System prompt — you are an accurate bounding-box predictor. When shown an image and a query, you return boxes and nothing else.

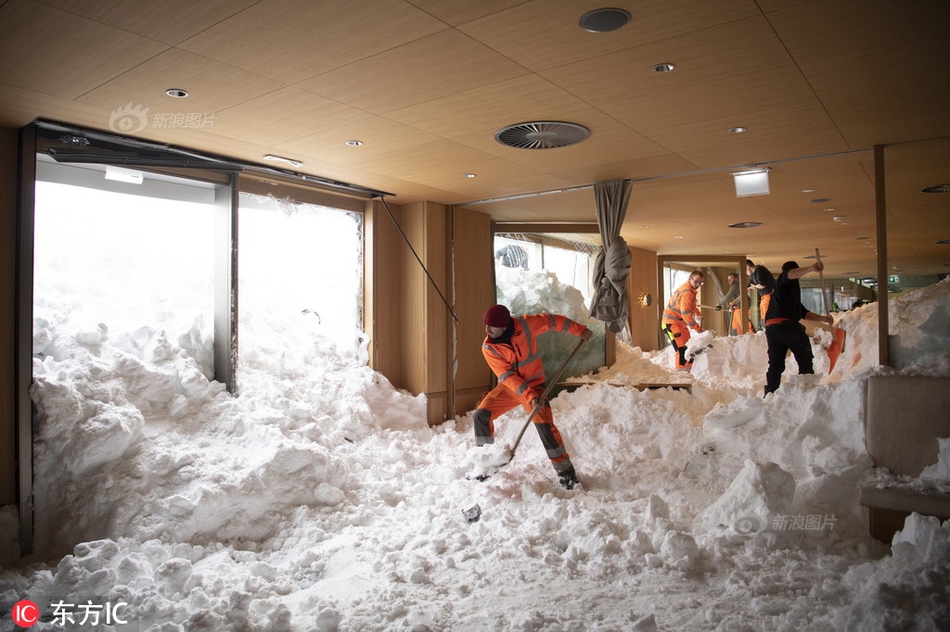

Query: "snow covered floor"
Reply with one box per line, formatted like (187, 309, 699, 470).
(2, 279, 950, 631)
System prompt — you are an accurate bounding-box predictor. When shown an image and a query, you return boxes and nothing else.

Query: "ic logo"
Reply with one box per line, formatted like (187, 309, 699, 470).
(12, 599, 39, 627)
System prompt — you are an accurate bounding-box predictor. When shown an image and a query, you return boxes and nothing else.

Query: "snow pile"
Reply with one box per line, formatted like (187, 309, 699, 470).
(1, 274, 949, 630)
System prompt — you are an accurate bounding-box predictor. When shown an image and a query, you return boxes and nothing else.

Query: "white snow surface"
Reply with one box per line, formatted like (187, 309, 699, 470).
(1, 277, 950, 631)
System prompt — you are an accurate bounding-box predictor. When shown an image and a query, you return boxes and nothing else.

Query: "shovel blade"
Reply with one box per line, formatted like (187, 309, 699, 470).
(828, 328, 846, 373)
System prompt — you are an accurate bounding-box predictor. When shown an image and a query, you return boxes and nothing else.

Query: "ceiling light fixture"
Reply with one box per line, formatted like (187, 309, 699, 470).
(104, 165, 144, 184)
(263, 154, 303, 168)
(165, 88, 189, 98)
(733, 168, 770, 197)
(810, 198, 832, 204)
(346, 140, 363, 147)
(728, 127, 746, 134)
(579, 8, 631, 32)
(464, 173, 476, 178)
(653, 63, 676, 73)
(801, 188, 815, 193)
(920, 183, 950, 193)
(937, 239, 950, 244)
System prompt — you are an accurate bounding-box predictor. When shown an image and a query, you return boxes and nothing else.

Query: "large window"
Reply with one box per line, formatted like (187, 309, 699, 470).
(493, 234, 606, 378)
(34, 157, 218, 377)
(237, 192, 365, 373)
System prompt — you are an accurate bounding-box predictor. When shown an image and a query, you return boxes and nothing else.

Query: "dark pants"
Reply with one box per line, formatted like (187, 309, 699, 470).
(764, 320, 814, 394)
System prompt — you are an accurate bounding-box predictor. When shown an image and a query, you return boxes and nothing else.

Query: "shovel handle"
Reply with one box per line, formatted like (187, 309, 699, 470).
(510, 336, 588, 454)
(815, 249, 837, 331)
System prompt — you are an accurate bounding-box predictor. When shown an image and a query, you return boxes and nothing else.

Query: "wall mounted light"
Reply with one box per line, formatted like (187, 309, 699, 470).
(733, 168, 770, 197)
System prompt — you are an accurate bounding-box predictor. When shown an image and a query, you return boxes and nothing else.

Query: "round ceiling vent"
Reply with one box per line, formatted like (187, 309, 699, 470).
(494, 121, 591, 150)
(579, 8, 631, 32)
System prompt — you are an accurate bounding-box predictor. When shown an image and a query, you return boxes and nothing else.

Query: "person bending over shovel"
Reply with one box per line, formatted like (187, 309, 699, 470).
(762, 260, 834, 396)
(473, 304, 592, 489)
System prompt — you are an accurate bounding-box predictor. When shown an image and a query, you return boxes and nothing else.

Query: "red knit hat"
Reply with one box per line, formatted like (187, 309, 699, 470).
(483, 304, 511, 327)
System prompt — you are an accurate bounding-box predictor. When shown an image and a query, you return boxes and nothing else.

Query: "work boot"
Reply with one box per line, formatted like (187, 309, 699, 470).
(557, 466, 579, 490)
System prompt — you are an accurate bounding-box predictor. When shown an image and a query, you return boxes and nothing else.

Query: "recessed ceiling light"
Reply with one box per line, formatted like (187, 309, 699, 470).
(841, 222, 852, 226)
(920, 183, 950, 193)
(464, 173, 476, 178)
(728, 221, 762, 228)
(642, 225, 650, 229)
(801, 188, 815, 193)
(346, 140, 363, 147)
(937, 239, 950, 244)
(579, 8, 631, 33)
(833, 216, 844, 222)
(674, 235, 683, 239)
(653, 62, 676, 73)
(165, 88, 189, 98)
(823, 208, 836, 212)
(810, 198, 832, 204)
(728, 127, 747, 134)
(263, 154, 303, 168)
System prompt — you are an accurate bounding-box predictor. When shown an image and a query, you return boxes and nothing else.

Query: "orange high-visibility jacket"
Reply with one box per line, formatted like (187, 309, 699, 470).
(662, 281, 702, 331)
(482, 314, 587, 404)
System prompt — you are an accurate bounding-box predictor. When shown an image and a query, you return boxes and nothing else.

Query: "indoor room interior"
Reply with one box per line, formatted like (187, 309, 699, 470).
(1, 1, 948, 620)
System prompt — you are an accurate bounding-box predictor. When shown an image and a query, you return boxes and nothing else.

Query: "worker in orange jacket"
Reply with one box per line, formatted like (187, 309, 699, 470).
(473, 304, 592, 489)
(661, 270, 704, 371)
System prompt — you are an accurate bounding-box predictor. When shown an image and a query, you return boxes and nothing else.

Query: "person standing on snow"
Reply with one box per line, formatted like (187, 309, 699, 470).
(661, 270, 704, 372)
(762, 260, 834, 396)
(746, 259, 776, 329)
(473, 304, 592, 490)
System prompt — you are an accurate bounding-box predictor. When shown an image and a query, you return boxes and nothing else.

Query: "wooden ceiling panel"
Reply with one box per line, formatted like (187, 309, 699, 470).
(604, 67, 839, 157)
(77, 49, 285, 120)
(0, 1, 168, 99)
(405, 0, 527, 27)
(275, 116, 441, 165)
(210, 88, 373, 147)
(352, 139, 554, 192)
(33, 0, 258, 45)
(459, 0, 760, 72)
(384, 75, 592, 140)
(177, 0, 447, 85)
(540, 16, 794, 109)
(297, 30, 530, 115)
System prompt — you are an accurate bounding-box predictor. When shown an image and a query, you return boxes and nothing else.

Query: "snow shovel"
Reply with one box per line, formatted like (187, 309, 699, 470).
(815, 249, 846, 372)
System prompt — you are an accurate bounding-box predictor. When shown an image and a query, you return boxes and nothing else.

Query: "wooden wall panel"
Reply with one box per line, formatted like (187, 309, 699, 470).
(366, 199, 404, 389)
(627, 246, 659, 353)
(452, 207, 494, 415)
(399, 202, 426, 394)
(0, 126, 15, 505)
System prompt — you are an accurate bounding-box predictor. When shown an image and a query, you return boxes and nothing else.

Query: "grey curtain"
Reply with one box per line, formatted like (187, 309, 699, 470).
(588, 178, 633, 334)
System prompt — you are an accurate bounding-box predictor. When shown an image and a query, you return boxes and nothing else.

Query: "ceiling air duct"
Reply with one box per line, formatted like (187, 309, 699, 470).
(494, 121, 590, 150)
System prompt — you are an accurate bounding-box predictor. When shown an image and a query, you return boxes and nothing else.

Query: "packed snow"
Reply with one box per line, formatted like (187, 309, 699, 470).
(2, 263, 950, 630)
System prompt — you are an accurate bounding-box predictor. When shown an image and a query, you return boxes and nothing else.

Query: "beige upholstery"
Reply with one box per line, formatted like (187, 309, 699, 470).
(861, 375, 950, 541)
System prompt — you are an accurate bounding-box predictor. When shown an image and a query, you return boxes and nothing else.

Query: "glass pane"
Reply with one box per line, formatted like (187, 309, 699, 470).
(237, 193, 364, 373)
(33, 177, 216, 377)
(493, 235, 606, 379)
